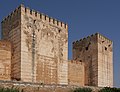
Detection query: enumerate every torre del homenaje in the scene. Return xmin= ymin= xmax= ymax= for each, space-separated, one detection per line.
xmin=0 ymin=4 xmax=113 ymax=87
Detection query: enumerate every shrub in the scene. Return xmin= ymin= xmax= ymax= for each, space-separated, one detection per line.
xmin=73 ymin=87 xmax=92 ymax=92
xmin=0 ymin=87 xmax=20 ymax=92
xmin=99 ymin=87 xmax=120 ymax=92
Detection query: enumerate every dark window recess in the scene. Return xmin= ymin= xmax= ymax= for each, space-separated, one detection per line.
xmin=45 ymin=16 xmax=46 ymax=20
xmin=61 ymin=22 xmax=62 ymax=26
xmin=65 ymin=24 xmax=66 ymax=28
xmin=25 ymin=8 xmax=27 ymax=12
xmin=38 ymin=29 xmax=39 ymax=32
xmin=108 ymin=44 xmax=111 ymax=47
xmin=49 ymin=18 xmax=51 ymax=22
xmin=79 ymin=60 xmax=82 ymax=62
xmin=102 ymin=41 xmax=105 ymax=43
xmin=35 ymin=12 xmax=37 ymax=16
xmin=105 ymin=47 xmax=107 ymax=50
xmin=57 ymin=21 xmax=59 ymax=25
xmin=40 ymin=14 xmax=42 ymax=19
xmin=53 ymin=19 xmax=55 ymax=24
xmin=34 ymin=20 xmax=36 ymax=23
xmin=58 ymin=30 xmax=61 ymax=33
xmin=86 ymin=47 xmax=89 ymax=50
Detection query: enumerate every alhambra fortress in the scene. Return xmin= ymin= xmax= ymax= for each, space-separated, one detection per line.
xmin=0 ymin=4 xmax=113 ymax=88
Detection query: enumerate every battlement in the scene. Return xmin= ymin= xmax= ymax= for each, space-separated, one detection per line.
xmin=72 ymin=33 xmax=112 ymax=45
xmin=1 ymin=5 xmax=21 ymax=24
xmin=68 ymin=60 xmax=83 ymax=65
xmin=22 ymin=4 xmax=68 ymax=29
xmin=97 ymin=33 xmax=112 ymax=44
xmin=1 ymin=4 xmax=68 ymax=29
xmin=72 ymin=33 xmax=97 ymax=45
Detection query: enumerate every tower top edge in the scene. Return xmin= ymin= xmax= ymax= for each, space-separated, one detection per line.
xmin=1 ymin=4 xmax=68 ymax=29
xmin=73 ymin=32 xmax=113 ymax=44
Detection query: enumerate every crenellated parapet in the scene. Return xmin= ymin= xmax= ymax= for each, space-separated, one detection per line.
xmin=68 ymin=60 xmax=83 ymax=65
xmin=1 ymin=5 xmax=21 ymax=25
xmin=72 ymin=33 xmax=96 ymax=49
xmin=72 ymin=33 xmax=112 ymax=46
xmin=21 ymin=4 xmax=68 ymax=29
xmin=1 ymin=4 xmax=68 ymax=30
xmin=97 ymin=33 xmax=112 ymax=44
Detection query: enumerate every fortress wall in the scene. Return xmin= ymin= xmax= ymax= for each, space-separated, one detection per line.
xmin=0 ymin=40 xmax=11 ymax=80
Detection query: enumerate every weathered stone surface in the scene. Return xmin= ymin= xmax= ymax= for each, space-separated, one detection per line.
xmin=68 ymin=60 xmax=84 ymax=86
xmin=21 ymin=5 xmax=68 ymax=84
xmin=1 ymin=5 xmax=68 ymax=85
xmin=1 ymin=7 xmax=21 ymax=80
xmin=0 ymin=81 xmax=102 ymax=92
xmin=0 ymin=40 xmax=11 ymax=80
xmin=72 ymin=33 xmax=113 ymax=87
xmin=1 ymin=4 xmax=113 ymax=87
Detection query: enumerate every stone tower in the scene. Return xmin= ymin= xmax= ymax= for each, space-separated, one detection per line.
xmin=72 ymin=33 xmax=113 ymax=87
xmin=1 ymin=4 xmax=68 ymax=84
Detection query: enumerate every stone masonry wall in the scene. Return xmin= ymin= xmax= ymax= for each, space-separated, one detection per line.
xmin=97 ymin=34 xmax=113 ymax=87
xmin=0 ymin=40 xmax=11 ymax=80
xmin=0 ymin=81 xmax=101 ymax=92
xmin=72 ymin=33 xmax=113 ymax=87
xmin=1 ymin=4 xmax=68 ymax=84
xmin=73 ymin=34 xmax=98 ymax=86
xmin=68 ymin=60 xmax=84 ymax=86
xmin=1 ymin=6 xmax=21 ymax=80
xmin=36 ymin=55 xmax=57 ymax=84
xmin=1 ymin=4 xmax=113 ymax=87
xmin=20 ymin=5 xmax=68 ymax=84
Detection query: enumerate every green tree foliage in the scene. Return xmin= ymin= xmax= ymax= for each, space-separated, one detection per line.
xmin=73 ymin=87 xmax=92 ymax=92
xmin=99 ymin=87 xmax=120 ymax=92
xmin=0 ymin=87 xmax=20 ymax=92
xmin=73 ymin=87 xmax=120 ymax=92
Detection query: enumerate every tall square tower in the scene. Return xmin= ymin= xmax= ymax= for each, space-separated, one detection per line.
xmin=72 ymin=33 xmax=113 ymax=87
xmin=1 ymin=4 xmax=68 ymax=84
